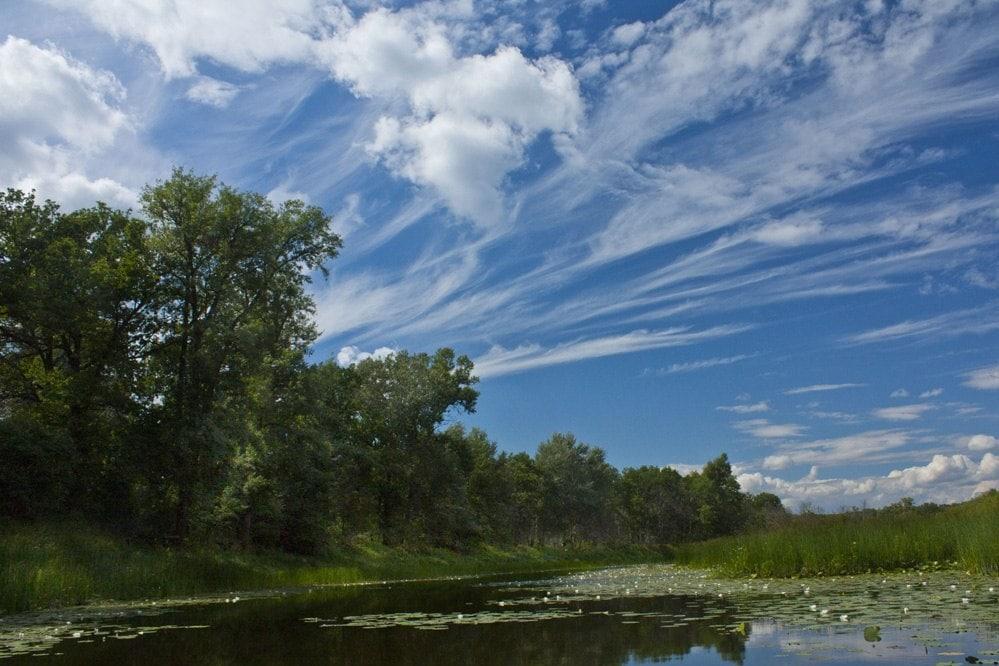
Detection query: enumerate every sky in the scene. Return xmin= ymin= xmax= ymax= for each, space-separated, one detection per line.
xmin=2 ymin=0 xmax=999 ymax=510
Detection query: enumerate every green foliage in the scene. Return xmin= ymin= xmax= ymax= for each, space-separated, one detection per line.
xmin=619 ymin=466 xmax=697 ymax=544
xmin=535 ymin=433 xmax=620 ymax=544
xmin=10 ymin=173 xmax=957 ymax=601
xmin=673 ymin=491 xmax=999 ymax=577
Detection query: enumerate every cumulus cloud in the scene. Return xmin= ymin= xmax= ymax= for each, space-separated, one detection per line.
xmin=965 ymin=364 xmax=999 ymax=390
xmin=320 ymin=6 xmax=583 ymax=225
xmin=965 ymin=434 xmax=998 ymax=452
xmin=872 ymin=404 xmax=934 ymax=421
xmin=717 ymin=401 xmax=770 ymax=414
xmin=335 ymin=345 xmax=396 ymax=367
xmin=0 ymin=36 xmax=135 ymax=209
xmin=735 ymin=419 xmax=806 ymax=439
xmin=738 ymin=451 xmax=999 ymax=509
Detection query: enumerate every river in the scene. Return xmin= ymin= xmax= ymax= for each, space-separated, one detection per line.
xmin=2 ymin=565 xmax=998 ymax=664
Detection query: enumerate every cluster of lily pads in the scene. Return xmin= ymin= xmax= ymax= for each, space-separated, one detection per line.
xmin=491 ymin=565 xmax=999 ymax=630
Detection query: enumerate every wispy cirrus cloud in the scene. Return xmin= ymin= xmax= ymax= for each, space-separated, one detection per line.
xmin=759 ymin=429 xmax=916 ymax=471
xmin=965 ymin=364 xmax=999 ymax=390
xmin=473 ymin=324 xmax=751 ymax=378
xmin=872 ymin=404 xmax=935 ymax=422
xmin=717 ymin=401 xmax=770 ymax=414
xmin=845 ymin=303 xmax=999 ymax=345
xmin=735 ymin=419 xmax=806 ymax=440
xmin=648 ymin=353 xmax=756 ymax=375
xmin=784 ymin=383 xmax=865 ymax=395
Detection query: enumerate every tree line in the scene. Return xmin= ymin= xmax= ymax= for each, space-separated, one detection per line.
xmin=0 ymin=170 xmax=785 ymax=553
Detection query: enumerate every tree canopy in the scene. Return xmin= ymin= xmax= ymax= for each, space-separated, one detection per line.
xmin=0 ymin=174 xmax=786 ymax=552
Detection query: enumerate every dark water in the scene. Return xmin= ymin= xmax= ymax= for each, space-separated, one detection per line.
xmin=3 ymin=566 xmax=998 ymax=664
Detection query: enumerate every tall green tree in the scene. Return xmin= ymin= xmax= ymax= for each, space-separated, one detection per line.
xmin=688 ymin=453 xmax=745 ymax=537
xmin=535 ymin=433 xmax=620 ymax=544
xmin=349 ymin=349 xmax=478 ymax=543
xmin=139 ymin=169 xmax=341 ymax=538
xmin=0 ymin=191 xmax=156 ymax=516
xmin=619 ymin=466 xmax=698 ymax=544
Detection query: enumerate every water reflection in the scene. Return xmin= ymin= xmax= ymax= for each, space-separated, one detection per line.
xmin=2 ymin=567 xmax=997 ymax=664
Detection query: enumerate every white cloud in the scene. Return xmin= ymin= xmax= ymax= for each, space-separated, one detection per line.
xmin=335 ymin=345 xmax=396 ymax=367
xmin=784 ymin=383 xmax=864 ymax=395
xmin=473 ymin=324 xmax=750 ymax=377
xmin=919 ymin=387 xmax=944 ymax=398
xmin=535 ymin=18 xmax=560 ymax=52
xmin=759 ymin=429 xmax=913 ymax=470
xmin=751 ymin=216 xmax=825 ymax=247
xmin=872 ymin=404 xmax=934 ymax=421
xmin=44 ymin=0 xmax=324 ymax=78
xmin=717 ymin=401 xmax=770 ymax=414
xmin=185 ymin=76 xmax=242 ymax=108
xmin=735 ymin=419 xmax=806 ymax=440
xmin=266 ymin=182 xmax=310 ymax=206
xmin=846 ymin=305 xmax=999 ymax=345
xmin=320 ymin=7 xmax=583 ymax=225
xmin=332 ymin=192 xmax=365 ymax=238
xmin=739 ymin=450 xmax=999 ymax=509
xmin=966 ymin=434 xmax=998 ymax=452
xmin=610 ymin=21 xmax=646 ymax=47
xmin=965 ymin=364 xmax=999 ymax=390
xmin=0 ymin=36 xmax=135 ymax=209
xmin=890 ymin=388 xmax=910 ymax=398
xmin=657 ymin=354 xmax=754 ymax=374
xmin=887 ymin=454 xmax=978 ymax=490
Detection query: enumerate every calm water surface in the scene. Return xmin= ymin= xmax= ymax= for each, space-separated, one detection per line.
xmin=2 ymin=565 xmax=998 ymax=664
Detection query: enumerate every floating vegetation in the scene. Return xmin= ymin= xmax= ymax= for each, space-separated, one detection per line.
xmin=5 ymin=564 xmax=999 ymax=662
xmin=311 ymin=608 xmax=587 ymax=630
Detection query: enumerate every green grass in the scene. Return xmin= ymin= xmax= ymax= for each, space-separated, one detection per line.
xmin=0 ymin=524 xmax=665 ymax=615
xmin=673 ymin=491 xmax=999 ymax=578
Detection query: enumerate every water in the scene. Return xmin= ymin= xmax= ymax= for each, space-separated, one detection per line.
xmin=2 ymin=565 xmax=998 ymax=664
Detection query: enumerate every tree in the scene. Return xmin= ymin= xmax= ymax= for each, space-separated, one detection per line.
xmin=747 ymin=492 xmax=788 ymax=530
xmin=688 ymin=454 xmax=745 ymax=538
xmin=139 ymin=169 xmax=342 ymax=539
xmin=348 ymin=348 xmax=479 ymax=543
xmin=535 ymin=433 xmax=620 ymax=544
xmin=619 ymin=466 xmax=698 ymax=544
xmin=0 ymin=191 xmax=156 ymax=516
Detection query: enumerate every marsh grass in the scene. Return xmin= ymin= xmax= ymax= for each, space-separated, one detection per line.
xmin=673 ymin=491 xmax=999 ymax=577
xmin=0 ymin=524 xmax=662 ymax=614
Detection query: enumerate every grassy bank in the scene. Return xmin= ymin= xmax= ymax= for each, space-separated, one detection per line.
xmin=673 ymin=491 xmax=999 ymax=577
xmin=0 ymin=523 xmax=665 ymax=614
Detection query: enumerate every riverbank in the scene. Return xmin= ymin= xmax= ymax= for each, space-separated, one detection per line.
xmin=0 ymin=523 xmax=666 ymax=614
xmin=673 ymin=491 xmax=999 ymax=577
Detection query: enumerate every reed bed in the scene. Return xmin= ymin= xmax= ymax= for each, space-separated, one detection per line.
xmin=673 ymin=492 xmax=999 ymax=577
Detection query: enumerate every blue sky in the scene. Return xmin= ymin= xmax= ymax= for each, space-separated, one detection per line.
xmin=2 ymin=0 xmax=999 ymax=509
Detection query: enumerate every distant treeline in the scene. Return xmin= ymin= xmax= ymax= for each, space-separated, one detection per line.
xmin=0 ymin=171 xmax=785 ymax=554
